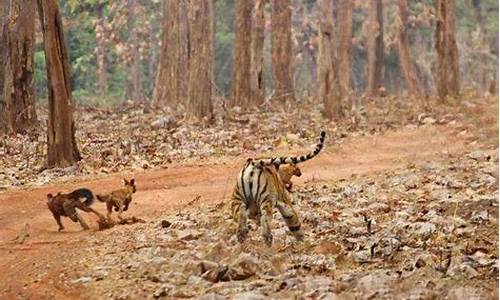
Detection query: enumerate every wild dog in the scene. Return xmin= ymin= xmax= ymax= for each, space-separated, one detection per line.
xmin=96 ymin=179 xmax=137 ymax=222
xmin=278 ymin=163 xmax=302 ymax=192
xmin=47 ymin=188 xmax=105 ymax=231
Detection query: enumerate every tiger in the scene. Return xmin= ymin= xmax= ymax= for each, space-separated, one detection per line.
xmin=230 ymin=131 xmax=326 ymax=246
xmin=96 ymin=178 xmax=136 ymax=223
xmin=278 ymin=163 xmax=302 ymax=192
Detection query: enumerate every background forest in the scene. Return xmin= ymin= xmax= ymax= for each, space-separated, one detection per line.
xmin=11 ymin=0 xmax=500 ymax=105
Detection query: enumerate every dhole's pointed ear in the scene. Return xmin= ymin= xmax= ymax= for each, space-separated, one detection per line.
xmin=47 ymin=193 xmax=53 ymax=199
xmin=130 ymin=179 xmax=135 ymax=185
xmin=123 ymin=178 xmax=129 ymax=185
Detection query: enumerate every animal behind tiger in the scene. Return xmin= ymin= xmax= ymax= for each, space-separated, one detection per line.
xmin=230 ymin=131 xmax=326 ymax=246
xmin=278 ymin=163 xmax=302 ymax=192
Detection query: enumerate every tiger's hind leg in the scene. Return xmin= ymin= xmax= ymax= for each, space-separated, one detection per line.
xmin=260 ymin=196 xmax=275 ymax=247
xmin=231 ymin=192 xmax=249 ymax=243
xmin=276 ymin=193 xmax=304 ymax=242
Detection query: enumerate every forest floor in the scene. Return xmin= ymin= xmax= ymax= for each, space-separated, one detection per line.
xmin=0 ymin=95 xmax=497 ymax=299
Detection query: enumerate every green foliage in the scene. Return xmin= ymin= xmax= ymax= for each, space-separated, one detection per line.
xmin=31 ymin=0 xmax=498 ymax=106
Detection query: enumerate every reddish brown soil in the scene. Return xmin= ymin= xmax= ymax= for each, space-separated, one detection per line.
xmin=0 ymin=124 xmax=474 ymax=299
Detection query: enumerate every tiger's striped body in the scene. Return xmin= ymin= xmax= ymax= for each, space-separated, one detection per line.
xmin=231 ymin=131 xmax=326 ymax=246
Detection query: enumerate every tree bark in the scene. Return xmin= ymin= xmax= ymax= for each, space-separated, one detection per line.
xmin=153 ymin=0 xmax=189 ymax=107
xmin=366 ymin=0 xmax=384 ymax=96
xmin=250 ymin=0 xmax=265 ymax=106
xmin=336 ymin=0 xmax=353 ymax=100
xmin=1 ymin=0 xmax=37 ymax=133
xmin=271 ymin=0 xmax=295 ymax=102
xmin=126 ymin=0 xmax=143 ymax=102
xmin=95 ymin=3 xmax=107 ymax=96
xmin=230 ymin=0 xmax=253 ymax=109
xmin=435 ymin=0 xmax=460 ymax=99
xmin=37 ymin=0 xmax=81 ymax=168
xmin=0 ymin=0 xmax=9 ymax=113
xmin=397 ymin=0 xmax=419 ymax=95
xmin=318 ymin=0 xmax=342 ymax=120
xmin=187 ymin=0 xmax=214 ymax=121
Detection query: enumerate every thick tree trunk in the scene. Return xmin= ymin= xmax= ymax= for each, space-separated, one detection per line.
xmin=250 ymin=0 xmax=265 ymax=107
xmin=153 ymin=0 xmax=189 ymax=107
xmin=318 ymin=0 xmax=342 ymax=121
xmin=230 ymin=0 xmax=253 ymax=109
xmin=366 ymin=0 xmax=384 ymax=96
xmin=271 ymin=0 xmax=295 ymax=102
xmin=336 ymin=0 xmax=353 ymax=100
xmin=37 ymin=0 xmax=81 ymax=167
xmin=435 ymin=0 xmax=460 ymax=99
xmin=126 ymin=0 xmax=143 ymax=102
xmin=1 ymin=0 xmax=37 ymax=133
xmin=95 ymin=4 xmax=107 ymax=96
xmin=187 ymin=0 xmax=214 ymax=121
xmin=397 ymin=0 xmax=419 ymax=95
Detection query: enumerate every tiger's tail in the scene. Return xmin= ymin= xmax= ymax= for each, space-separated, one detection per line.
xmin=251 ymin=131 xmax=326 ymax=167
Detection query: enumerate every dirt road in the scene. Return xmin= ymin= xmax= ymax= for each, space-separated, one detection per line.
xmin=0 ymin=124 xmax=473 ymax=299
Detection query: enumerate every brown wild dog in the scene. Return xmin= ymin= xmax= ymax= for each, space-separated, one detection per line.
xmin=278 ymin=163 xmax=302 ymax=192
xmin=96 ymin=179 xmax=136 ymax=222
xmin=231 ymin=131 xmax=325 ymax=246
xmin=47 ymin=188 xmax=105 ymax=231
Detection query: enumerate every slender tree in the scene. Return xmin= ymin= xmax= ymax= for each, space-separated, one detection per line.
xmin=336 ymin=0 xmax=353 ymax=100
xmin=37 ymin=0 xmax=81 ymax=167
xmin=366 ymin=0 xmax=384 ymax=96
xmin=1 ymin=0 xmax=37 ymax=133
xmin=271 ymin=0 xmax=295 ymax=102
xmin=435 ymin=0 xmax=460 ymax=99
xmin=397 ymin=0 xmax=419 ymax=94
xmin=230 ymin=0 xmax=253 ymax=109
xmin=95 ymin=3 xmax=108 ymax=96
xmin=0 ymin=0 xmax=9 ymax=108
xmin=126 ymin=0 xmax=143 ymax=102
xmin=153 ymin=0 xmax=189 ymax=107
xmin=250 ymin=0 xmax=265 ymax=106
xmin=187 ymin=0 xmax=214 ymax=121
xmin=318 ymin=0 xmax=342 ymax=120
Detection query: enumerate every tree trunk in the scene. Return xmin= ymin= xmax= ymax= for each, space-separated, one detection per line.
xmin=397 ymin=0 xmax=419 ymax=95
xmin=95 ymin=3 xmax=107 ymax=96
xmin=435 ymin=0 xmax=460 ymax=99
xmin=1 ymin=0 xmax=37 ymax=133
xmin=0 ymin=0 xmax=9 ymax=114
xmin=318 ymin=0 xmax=342 ymax=121
xmin=366 ymin=0 xmax=384 ymax=96
xmin=230 ymin=0 xmax=253 ymax=109
xmin=271 ymin=0 xmax=295 ymax=102
xmin=187 ymin=0 xmax=214 ymax=121
xmin=126 ymin=0 xmax=143 ymax=102
xmin=336 ymin=0 xmax=353 ymax=100
xmin=37 ymin=0 xmax=81 ymax=168
xmin=250 ymin=0 xmax=265 ymax=106
xmin=153 ymin=0 xmax=189 ymax=107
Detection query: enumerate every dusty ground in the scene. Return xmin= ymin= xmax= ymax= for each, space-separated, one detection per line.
xmin=0 ymin=115 xmax=497 ymax=299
